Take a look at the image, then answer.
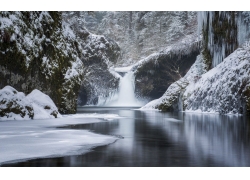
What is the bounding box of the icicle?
[198,11,250,68]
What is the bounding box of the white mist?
[105,71,143,107]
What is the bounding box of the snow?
[141,40,250,114]
[26,89,62,119]
[140,54,207,111]
[62,113,122,121]
[62,21,76,39]
[139,99,161,110]
[114,65,133,73]
[131,30,201,72]
[108,67,122,79]
[0,113,120,165]
[0,86,61,120]
[184,43,250,114]
[64,57,83,81]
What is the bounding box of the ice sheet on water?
[0,113,121,165]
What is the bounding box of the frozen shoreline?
[0,113,121,165]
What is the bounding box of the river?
[2,107,250,167]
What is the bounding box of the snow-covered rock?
[0,12,122,111]
[141,42,250,115]
[140,53,208,111]
[26,89,62,119]
[184,44,250,114]
[0,86,34,120]
[0,12,84,114]
[132,32,201,100]
[0,86,61,120]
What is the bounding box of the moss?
[44,105,51,110]
[202,11,238,69]
[0,102,34,119]
[0,12,83,114]
[134,49,199,99]
[244,87,250,115]
[157,103,173,112]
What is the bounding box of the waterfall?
[104,70,144,107]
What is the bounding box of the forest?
[1,11,250,168]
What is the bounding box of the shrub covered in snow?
[0,86,61,120]
[0,86,34,120]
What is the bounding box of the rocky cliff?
[83,11,197,66]
[0,11,121,113]
[132,31,200,100]
[141,11,250,115]
[62,12,121,106]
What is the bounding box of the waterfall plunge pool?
[3,106,250,167]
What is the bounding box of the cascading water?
[104,70,144,107]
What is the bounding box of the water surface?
[2,107,250,167]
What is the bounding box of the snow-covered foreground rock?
[141,42,250,114]
[0,86,61,120]
[0,113,121,165]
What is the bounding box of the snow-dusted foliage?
[79,33,121,105]
[0,12,84,114]
[0,86,61,120]
[140,54,208,111]
[0,11,122,110]
[83,11,197,66]
[141,11,250,115]
[198,11,250,68]
[132,31,201,100]
[62,12,121,106]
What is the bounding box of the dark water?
[2,107,250,167]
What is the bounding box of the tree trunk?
[129,11,132,34]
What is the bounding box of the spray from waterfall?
[103,70,145,107]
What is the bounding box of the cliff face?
[77,34,121,105]
[0,11,121,112]
[140,53,208,111]
[62,12,121,106]
[0,12,84,114]
[198,11,250,68]
[83,11,197,66]
[183,45,250,114]
[132,32,200,100]
[141,11,250,115]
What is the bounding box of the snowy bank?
[141,42,250,114]
[0,86,61,120]
[184,45,250,114]
[0,114,121,165]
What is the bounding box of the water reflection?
[3,108,250,167]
